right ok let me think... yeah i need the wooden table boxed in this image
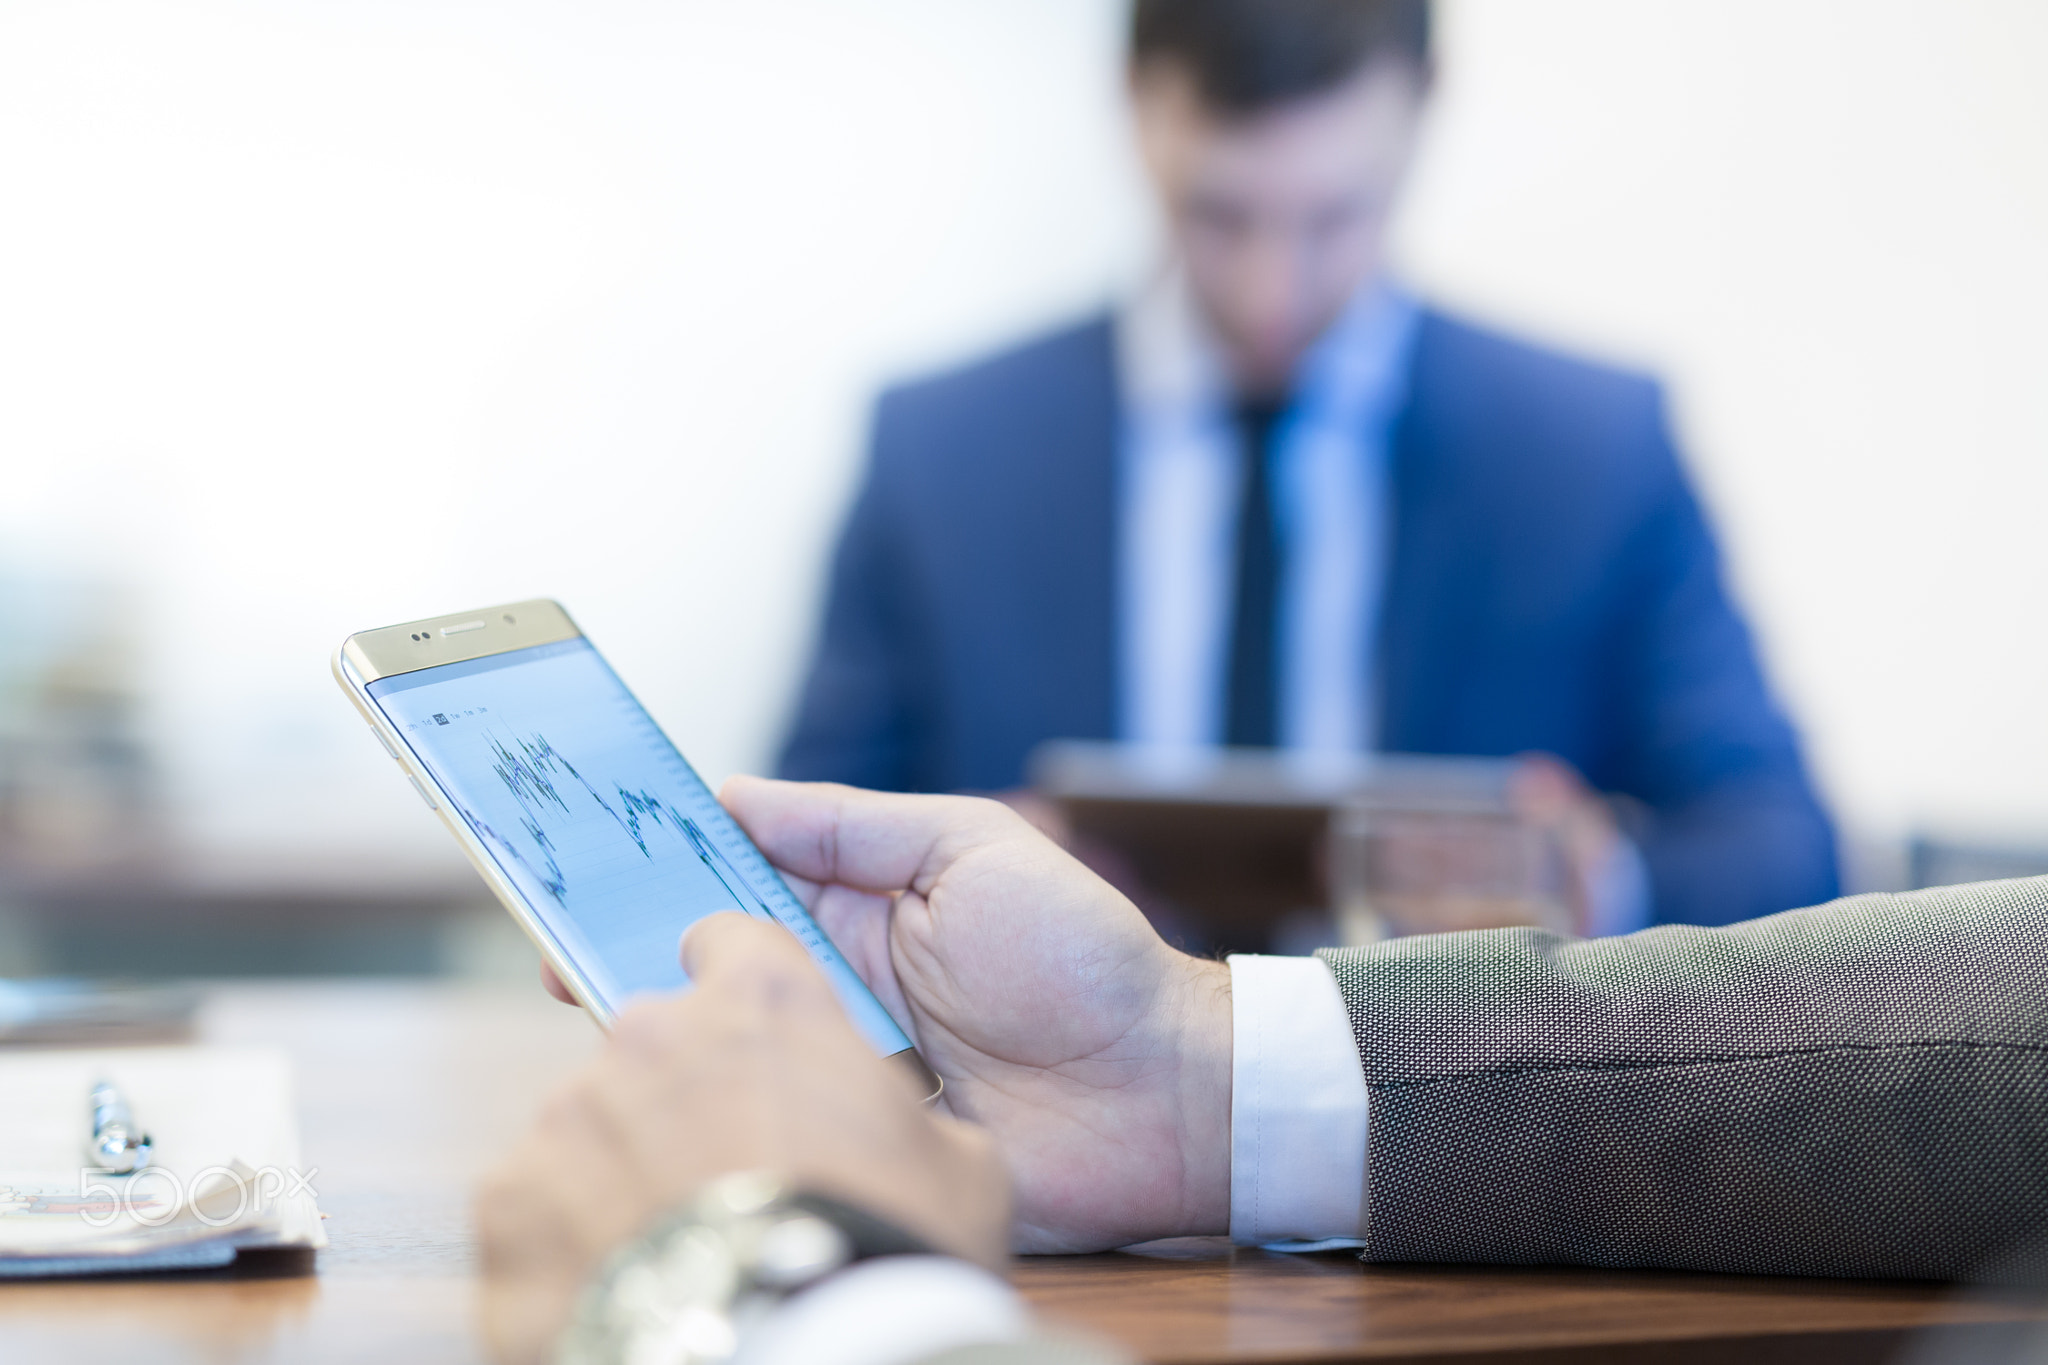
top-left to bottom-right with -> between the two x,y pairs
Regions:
2,982 -> 2041,1363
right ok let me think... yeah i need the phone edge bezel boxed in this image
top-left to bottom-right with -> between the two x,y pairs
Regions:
332,630 -> 620,1031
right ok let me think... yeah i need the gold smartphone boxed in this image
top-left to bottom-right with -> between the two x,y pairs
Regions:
334,599 -> 940,1101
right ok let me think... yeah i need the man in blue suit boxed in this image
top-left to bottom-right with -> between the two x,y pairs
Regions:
779,0 -> 1837,929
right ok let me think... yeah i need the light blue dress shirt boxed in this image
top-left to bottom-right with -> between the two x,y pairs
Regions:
1116,269 -> 1420,755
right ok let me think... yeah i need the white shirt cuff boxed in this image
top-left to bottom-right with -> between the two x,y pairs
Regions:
1227,954 -> 1369,1247
734,1255 -> 1031,1365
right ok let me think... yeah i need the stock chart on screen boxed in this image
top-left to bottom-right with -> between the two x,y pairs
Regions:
363,639 -> 900,1052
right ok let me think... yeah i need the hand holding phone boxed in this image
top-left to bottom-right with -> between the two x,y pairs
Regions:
334,600 -> 940,1099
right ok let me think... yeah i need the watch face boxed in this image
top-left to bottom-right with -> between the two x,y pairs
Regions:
750,1213 -> 853,1290
558,1175 -> 867,1365
784,1190 -> 936,1261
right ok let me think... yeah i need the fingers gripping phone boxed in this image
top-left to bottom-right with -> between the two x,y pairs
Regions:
334,599 -> 940,1101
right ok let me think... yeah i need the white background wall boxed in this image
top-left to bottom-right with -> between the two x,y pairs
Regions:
0,0 -> 2042,888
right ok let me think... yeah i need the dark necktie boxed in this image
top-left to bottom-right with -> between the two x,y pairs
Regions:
1224,398 -> 1286,748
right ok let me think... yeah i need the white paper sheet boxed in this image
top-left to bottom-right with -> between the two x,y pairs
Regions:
0,1045 -> 325,1274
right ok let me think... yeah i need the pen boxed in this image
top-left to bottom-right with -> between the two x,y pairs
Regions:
87,1080 -> 153,1175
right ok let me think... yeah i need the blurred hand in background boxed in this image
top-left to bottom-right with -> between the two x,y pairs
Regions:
1507,752 -> 1634,936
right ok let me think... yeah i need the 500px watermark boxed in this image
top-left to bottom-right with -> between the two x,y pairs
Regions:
73,1164 -> 319,1228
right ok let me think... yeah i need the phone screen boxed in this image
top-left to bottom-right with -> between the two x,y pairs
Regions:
362,636 -> 912,1057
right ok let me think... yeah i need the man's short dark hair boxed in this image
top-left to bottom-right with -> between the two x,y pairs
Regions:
1129,0 -> 1431,116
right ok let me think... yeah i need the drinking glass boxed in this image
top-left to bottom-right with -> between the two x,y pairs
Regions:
1331,795 -> 1572,943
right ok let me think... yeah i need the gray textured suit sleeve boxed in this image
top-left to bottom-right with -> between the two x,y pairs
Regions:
1316,877 -> 2048,1281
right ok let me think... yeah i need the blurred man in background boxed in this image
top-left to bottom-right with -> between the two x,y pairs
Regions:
778,0 -> 1836,929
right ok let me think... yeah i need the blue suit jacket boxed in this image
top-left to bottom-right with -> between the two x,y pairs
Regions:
777,310 -> 1839,926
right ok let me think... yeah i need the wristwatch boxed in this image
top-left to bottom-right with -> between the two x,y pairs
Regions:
556,1170 -> 936,1365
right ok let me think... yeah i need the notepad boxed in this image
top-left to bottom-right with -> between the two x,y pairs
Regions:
0,1046 -> 326,1276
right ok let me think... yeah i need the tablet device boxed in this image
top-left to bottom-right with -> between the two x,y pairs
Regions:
333,599 -> 937,1099
1029,740 -> 1515,954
